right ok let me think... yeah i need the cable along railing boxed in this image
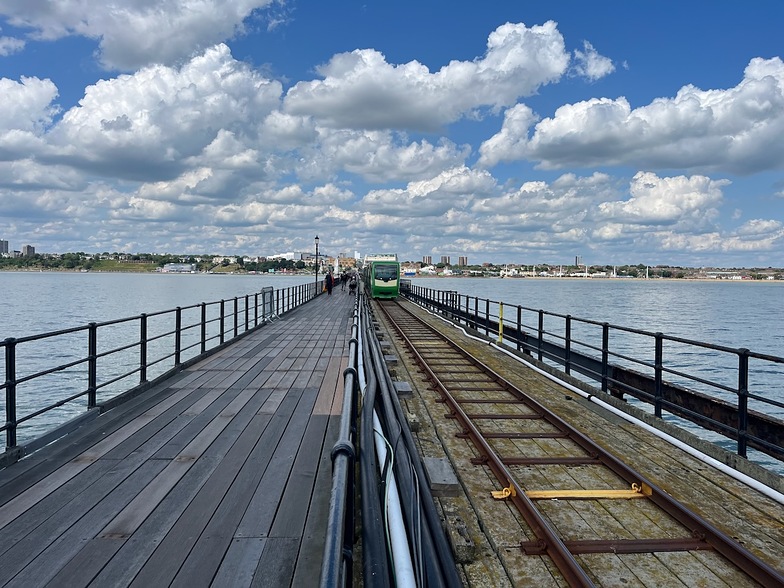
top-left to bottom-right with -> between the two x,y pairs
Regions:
1,282 -> 320,465
402,282 -> 784,467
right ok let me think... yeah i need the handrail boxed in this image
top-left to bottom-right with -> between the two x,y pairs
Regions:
320,292 -> 361,587
403,282 -> 784,464
2,281 -> 321,463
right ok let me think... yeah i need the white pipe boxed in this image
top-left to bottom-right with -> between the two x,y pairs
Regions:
358,310 -> 416,586
421,305 -> 784,506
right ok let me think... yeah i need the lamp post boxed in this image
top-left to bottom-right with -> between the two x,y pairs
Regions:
315,235 -> 320,296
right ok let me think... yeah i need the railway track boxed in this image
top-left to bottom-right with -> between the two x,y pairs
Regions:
377,299 -> 784,587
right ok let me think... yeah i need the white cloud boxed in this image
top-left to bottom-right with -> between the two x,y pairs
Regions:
0,35 -> 24,55
47,44 -> 282,180
0,76 -> 59,132
0,0 -> 276,70
283,21 -> 572,131
597,171 -> 728,227
481,57 -> 784,174
571,40 -> 615,81
360,166 -> 496,216
296,129 -> 471,183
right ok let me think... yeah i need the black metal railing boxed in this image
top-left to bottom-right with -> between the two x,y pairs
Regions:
2,281 -> 322,463
403,283 -> 784,462
320,291 -> 360,588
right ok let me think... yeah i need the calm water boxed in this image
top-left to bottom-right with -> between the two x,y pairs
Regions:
409,276 -> 784,357
0,271 -> 315,337
2,272 -> 783,471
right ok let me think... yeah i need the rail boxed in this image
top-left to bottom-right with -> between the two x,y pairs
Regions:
319,287 -> 462,586
403,282 -> 784,464
1,281 -> 322,466
320,292 -> 360,587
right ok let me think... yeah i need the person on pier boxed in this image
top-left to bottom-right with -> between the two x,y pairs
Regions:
325,270 -> 334,295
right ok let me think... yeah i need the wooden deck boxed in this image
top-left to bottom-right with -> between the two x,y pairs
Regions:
0,289 -> 356,587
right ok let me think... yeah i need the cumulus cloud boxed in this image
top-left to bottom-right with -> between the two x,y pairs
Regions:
0,0 -> 276,70
480,57 -> 784,174
597,171 -> 728,227
361,166 -> 496,216
284,21 -> 573,131
296,129 -> 471,183
0,76 -> 59,133
46,44 -> 282,181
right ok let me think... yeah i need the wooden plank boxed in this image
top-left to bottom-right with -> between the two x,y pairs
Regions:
127,390 -> 304,587
86,412 -> 274,587
291,414 -> 342,587
250,537 -> 300,587
2,459 -> 168,587
211,537 -> 268,587
267,411 -> 329,539
100,386 -> 262,538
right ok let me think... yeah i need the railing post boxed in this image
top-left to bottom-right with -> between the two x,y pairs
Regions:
516,305 -> 522,352
220,300 -> 225,344
201,303 -> 207,354
654,333 -> 664,417
737,348 -> 750,457
254,293 -> 259,327
485,299 -> 490,336
245,295 -> 249,332
4,338 -> 17,449
233,297 -> 239,338
473,296 -> 478,331
88,322 -> 97,409
601,322 -> 610,393
140,314 -> 148,383
565,316 -> 572,375
497,302 -> 504,345
538,310 -> 544,362
175,307 -> 182,366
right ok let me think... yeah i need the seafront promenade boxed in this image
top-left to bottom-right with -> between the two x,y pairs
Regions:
0,289 -> 355,586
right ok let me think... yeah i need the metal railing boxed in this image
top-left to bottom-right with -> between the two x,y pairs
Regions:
2,281 -> 321,464
404,283 -> 784,462
320,291 -> 360,588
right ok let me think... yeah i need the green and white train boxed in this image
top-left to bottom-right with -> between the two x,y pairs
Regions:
363,254 -> 400,299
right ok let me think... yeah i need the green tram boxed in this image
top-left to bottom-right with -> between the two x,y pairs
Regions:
363,254 -> 400,299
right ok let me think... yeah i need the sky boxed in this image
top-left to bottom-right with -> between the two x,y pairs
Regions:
1,1 -> 784,267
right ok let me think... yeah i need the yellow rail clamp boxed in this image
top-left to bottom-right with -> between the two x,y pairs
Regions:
491,484 -> 517,500
526,483 -> 652,500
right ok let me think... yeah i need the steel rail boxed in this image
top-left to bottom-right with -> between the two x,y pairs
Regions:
379,300 -> 784,588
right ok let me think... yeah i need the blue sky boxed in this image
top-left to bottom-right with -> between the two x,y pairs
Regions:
1,1 -> 783,267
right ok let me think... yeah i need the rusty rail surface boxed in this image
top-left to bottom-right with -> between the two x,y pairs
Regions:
378,299 -> 784,588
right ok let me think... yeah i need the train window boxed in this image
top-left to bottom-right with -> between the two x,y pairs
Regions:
374,263 -> 398,281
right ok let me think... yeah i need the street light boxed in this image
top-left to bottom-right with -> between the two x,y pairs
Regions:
315,235 -> 320,296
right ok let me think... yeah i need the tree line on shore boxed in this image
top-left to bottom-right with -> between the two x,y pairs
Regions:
0,252 -> 305,274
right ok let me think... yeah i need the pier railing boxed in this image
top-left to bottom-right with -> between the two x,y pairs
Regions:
403,283 -> 784,464
1,281 -> 321,465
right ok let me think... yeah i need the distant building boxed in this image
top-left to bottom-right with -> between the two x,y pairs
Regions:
161,263 -> 197,273
458,256 -> 468,266
423,255 -> 432,265
22,245 -> 35,257
0,239 -> 8,254
440,255 -> 450,265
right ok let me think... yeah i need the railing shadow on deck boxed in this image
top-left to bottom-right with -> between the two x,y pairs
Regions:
403,281 -> 784,467
1,281 -> 323,468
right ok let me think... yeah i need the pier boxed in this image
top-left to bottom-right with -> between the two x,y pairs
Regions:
1,283 -> 784,586
0,289 -> 355,586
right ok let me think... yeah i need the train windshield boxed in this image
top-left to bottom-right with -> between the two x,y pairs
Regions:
374,263 -> 398,281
